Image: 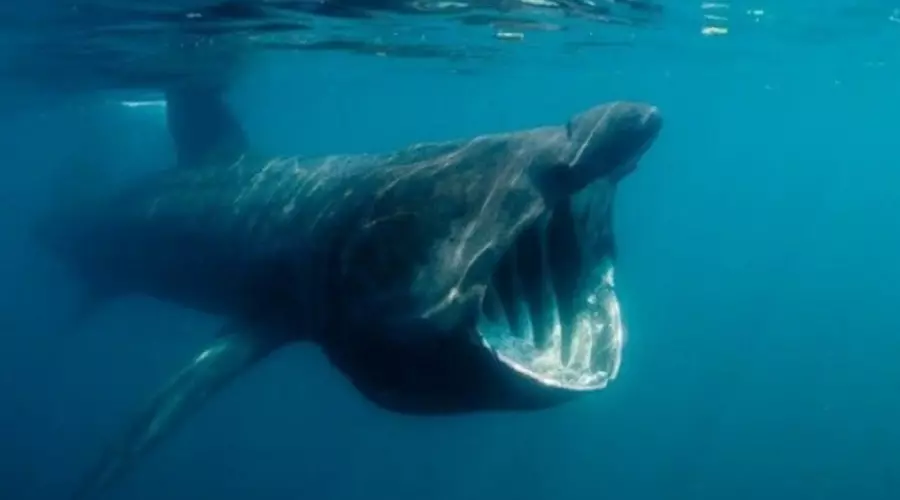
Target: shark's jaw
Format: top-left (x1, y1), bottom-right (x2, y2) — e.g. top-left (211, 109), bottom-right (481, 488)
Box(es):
top-left (475, 189), bottom-right (624, 392)
top-left (471, 100), bottom-right (662, 394)
top-left (476, 98), bottom-right (662, 392)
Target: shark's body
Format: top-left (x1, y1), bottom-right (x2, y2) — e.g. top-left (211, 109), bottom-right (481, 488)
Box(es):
top-left (35, 85), bottom-right (662, 497)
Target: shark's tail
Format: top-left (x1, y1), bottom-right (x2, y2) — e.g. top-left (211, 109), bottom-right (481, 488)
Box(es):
top-left (33, 154), bottom-right (110, 242)
top-left (31, 147), bottom-right (119, 334)
top-left (31, 91), bottom-right (148, 257)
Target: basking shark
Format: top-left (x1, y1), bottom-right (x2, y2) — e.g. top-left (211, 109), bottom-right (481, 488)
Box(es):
top-left (35, 84), bottom-right (662, 497)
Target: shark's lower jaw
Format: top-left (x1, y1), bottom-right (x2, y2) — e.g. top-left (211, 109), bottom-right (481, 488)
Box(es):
top-left (475, 210), bottom-right (625, 392)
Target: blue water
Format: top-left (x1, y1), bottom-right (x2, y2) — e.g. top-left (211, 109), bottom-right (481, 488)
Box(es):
top-left (1, 1), bottom-right (900, 499)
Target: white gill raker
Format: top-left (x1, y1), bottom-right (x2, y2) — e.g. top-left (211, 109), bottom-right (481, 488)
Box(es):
top-left (537, 214), bottom-right (564, 363)
top-left (592, 267), bottom-right (621, 376)
top-left (567, 256), bottom-right (595, 373)
top-left (608, 286), bottom-right (624, 379)
top-left (591, 300), bottom-right (613, 377)
top-left (570, 312), bottom-right (596, 373)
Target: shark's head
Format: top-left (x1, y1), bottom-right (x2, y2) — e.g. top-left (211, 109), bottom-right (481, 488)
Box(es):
top-left (561, 101), bottom-right (662, 187)
top-left (472, 101), bottom-right (661, 394)
top-left (331, 101), bottom-right (662, 412)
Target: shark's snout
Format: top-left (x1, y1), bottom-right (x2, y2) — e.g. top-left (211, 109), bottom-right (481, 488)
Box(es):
top-left (565, 101), bottom-right (663, 190)
top-left (636, 104), bottom-right (663, 138)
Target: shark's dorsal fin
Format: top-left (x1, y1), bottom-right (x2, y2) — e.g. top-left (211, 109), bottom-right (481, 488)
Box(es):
top-left (165, 83), bottom-right (249, 170)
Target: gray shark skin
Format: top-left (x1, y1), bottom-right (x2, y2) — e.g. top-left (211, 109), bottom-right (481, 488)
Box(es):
top-left (35, 88), bottom-right (662, 498)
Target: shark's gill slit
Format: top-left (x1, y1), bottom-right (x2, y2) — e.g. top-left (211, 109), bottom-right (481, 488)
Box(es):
top-left (477, 197), bottom-right (623, 391)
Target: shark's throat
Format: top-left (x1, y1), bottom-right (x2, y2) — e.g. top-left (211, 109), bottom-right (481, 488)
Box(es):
top-left (476, 206), bottom-right (624, 391)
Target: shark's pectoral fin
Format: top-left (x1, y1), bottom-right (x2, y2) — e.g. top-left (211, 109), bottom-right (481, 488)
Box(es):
top-left (73, 324), bottom-right (287, 499)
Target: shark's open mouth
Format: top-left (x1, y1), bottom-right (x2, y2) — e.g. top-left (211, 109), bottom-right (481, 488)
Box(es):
top-left (476, 202), bottom-right (624, 391)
